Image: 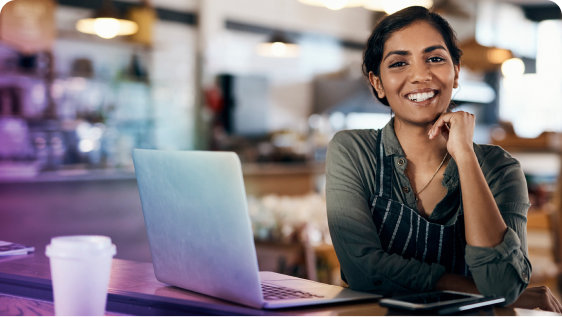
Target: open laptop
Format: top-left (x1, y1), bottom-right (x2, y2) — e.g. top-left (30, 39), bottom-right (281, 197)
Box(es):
top-left (132, 149), bottom-right (381, 309)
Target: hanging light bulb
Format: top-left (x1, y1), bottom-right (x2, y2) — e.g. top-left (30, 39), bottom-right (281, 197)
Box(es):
top-left (76, 0), bottom-right (138, 39)
top-left (324, 0), bottom-right (351, 10)
top-left (256, 32), bottom-right (300, 58)
top-left (363, 0), bottom-right (433, 14)
top-left (501, 58), bottom-right (525, 78)
top-left (299, 0), bottom-right (434, 13)
top-left (383, 0), bottom-right (433, 14)
top-left (298, 0), bottom-right (364, 10)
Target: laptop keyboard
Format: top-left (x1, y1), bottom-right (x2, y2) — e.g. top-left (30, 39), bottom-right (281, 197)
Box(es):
top-left (261, 283), bottom-right (324, 300)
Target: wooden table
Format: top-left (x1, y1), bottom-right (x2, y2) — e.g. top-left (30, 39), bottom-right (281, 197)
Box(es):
top-left (0, 254), bottom-right (554, 316)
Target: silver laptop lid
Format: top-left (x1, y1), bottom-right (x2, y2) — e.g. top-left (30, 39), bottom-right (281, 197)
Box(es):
top-left (133, 149), bottom-right (264, 308)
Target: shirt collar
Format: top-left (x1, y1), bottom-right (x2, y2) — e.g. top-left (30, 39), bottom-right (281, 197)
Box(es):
top-left (381, 118), bottom-right (405, 157)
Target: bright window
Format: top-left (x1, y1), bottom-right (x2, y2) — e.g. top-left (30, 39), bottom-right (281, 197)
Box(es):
top-left (499, 20), bottom-right (562, 138)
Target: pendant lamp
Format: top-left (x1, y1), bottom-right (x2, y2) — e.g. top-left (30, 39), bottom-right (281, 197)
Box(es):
top-left (76, 0), bottom-right (138, 39)
top-left (298, 0), bottom-right (364, 11)
top-left (298, 0), bottom-right (433, 14)
top-left (256, 32), bottom-right (300, 58)
top-left (363, 0), bottom-right (433, 14)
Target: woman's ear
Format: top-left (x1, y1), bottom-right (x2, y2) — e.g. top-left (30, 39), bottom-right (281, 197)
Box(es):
top-left (453, 63), bottom-right (460, 89)
top-left (369, 72), bottom-right (385, 99)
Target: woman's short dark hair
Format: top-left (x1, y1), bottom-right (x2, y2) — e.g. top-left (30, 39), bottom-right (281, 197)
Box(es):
top-left (362, 6), bottom-right (463, 106)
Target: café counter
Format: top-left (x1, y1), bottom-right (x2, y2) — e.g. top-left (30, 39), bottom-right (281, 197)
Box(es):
top-left (0, 254), bottom-right (551, 316)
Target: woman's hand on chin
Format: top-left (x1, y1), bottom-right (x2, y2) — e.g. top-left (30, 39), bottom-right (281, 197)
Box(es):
top-left (428, 111), bottom-right (475, 159)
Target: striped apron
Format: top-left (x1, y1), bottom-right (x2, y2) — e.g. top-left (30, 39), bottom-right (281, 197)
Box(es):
top-left (370, 131), bottom-right (470, 276)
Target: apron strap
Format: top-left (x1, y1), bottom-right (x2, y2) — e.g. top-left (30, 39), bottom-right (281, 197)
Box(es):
top-left (373, 129), bottom-right (393, 199)
top-left (370, 129), bottom-right (469, 276)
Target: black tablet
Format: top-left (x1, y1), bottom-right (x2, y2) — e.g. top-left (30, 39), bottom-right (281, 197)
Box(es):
top-left (379, 290), bottom-right (505, 313)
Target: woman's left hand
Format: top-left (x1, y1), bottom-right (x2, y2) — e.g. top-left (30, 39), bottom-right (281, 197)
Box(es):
top-left (428, 111), bottom-right (475, 160)
top-left (510, 286), bottom-right (562, 313)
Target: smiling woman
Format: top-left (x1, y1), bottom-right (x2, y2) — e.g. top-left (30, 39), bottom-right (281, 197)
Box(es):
top-left (325, 6), bottom-right (562, 313)
top-left (368, 21), bottom-right (459, 129)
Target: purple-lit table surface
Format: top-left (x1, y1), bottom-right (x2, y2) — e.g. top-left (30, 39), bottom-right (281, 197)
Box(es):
top-left (0, 254), bottom-right (554, 316)
top-left (0, 254), bottom-right (387, 315)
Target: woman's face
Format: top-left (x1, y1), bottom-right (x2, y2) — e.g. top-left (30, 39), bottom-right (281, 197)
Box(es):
top-left (370, 21), bottom-right (459, 127)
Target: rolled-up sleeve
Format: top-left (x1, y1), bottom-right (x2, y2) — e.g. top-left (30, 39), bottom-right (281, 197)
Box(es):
top-left (465, 146), bottom-right (532, 305)
top-left (326, 131), bottom-right (446, 295)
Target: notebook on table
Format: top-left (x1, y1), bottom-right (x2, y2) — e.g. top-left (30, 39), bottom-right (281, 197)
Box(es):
top-left (132, 149), bottom-right (381, 309)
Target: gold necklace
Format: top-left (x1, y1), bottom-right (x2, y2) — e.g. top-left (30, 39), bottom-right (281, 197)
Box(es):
top-left (415, 152), bottom-right (449, 199)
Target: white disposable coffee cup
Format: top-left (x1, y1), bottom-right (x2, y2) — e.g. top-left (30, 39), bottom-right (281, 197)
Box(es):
top-left (46, 235), bottom-right (116, 316)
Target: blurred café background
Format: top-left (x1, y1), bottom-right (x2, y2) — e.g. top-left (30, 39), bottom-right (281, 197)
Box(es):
top-left (0, 0), bottom-right (561, 295)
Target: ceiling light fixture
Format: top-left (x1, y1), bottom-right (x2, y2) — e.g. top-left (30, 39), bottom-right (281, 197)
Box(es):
top-left (256, 32), bottom-right (300, 58)
top-left (501, 58), bottom-right (525, 78)
top-left (76, 0), bottom-right (138, 39)
top-left (460, 38), bottom-right (514, 72)
top-left (298, 0), bottom-right (364, 10)
top-left (365, 0), bottom-right (433, 14)
top-left (298, 0), bottom-right (433, 13)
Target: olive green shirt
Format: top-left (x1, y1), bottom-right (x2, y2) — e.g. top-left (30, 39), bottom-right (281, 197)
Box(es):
top-left (326, 119), bottom-right (531, 304)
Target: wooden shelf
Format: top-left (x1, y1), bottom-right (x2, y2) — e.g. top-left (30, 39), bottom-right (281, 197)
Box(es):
top-left (491, 128), bottom-right (562, 153)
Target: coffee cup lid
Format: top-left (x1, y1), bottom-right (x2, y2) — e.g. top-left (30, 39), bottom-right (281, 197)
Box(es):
top-left (46, 235), bottom-right (116, 259)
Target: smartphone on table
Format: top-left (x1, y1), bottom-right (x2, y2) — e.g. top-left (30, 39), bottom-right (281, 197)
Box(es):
top-left (379, 290), bottom-right (505, 314)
